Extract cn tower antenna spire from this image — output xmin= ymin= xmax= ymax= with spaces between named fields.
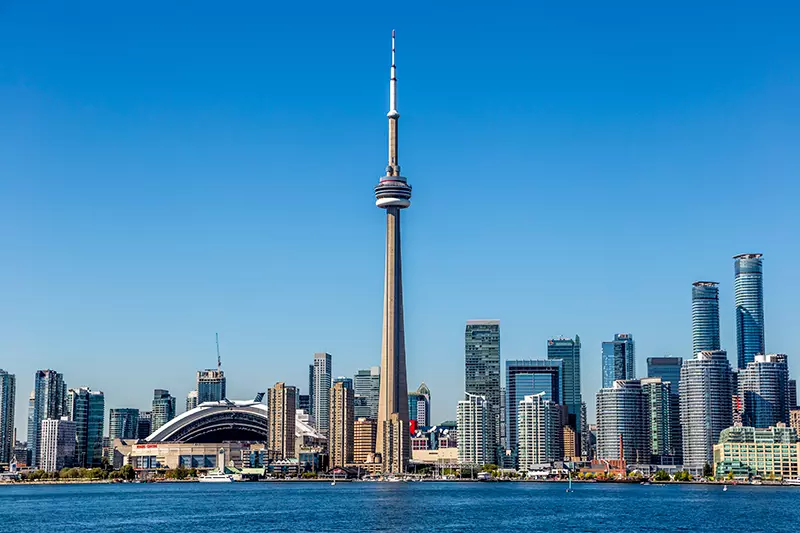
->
xmin=389 ymin=29 xmax=398 ymax=116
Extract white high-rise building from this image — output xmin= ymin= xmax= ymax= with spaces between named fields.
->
xmin=312 ymin=353 xmax=332 ymax=435
xmin=738 ymin=354 xmax=790 ymax=428
xmin=186 ymin=390 xmax=199 ymax=412
xmin=596 ymin=380 xmax=649 ymax=463
xmin=40 ymin=417 xmax=76 ymax=472
xmin=457 ymin=393 xmax=492 ymax=466
xmin=517 ymin=393 xmax=562 ymax=471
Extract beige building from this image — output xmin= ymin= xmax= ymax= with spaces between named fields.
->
xmin=411 ymin=447 xmax=458 ymax=464
xmin=790 ymin=409 xmax=800 ymax=435
xmin=329 ymin=382 xmax=354 ymax=467
xmin=563 ymin=426 xmax=576 ymax=460
xmin=114 ymin=439 xmax=248 ymax=472
xmin=353 ymin=417 xmax=377 ymax=463
xmin=713 ymin=424 xmax=799 ymax=480
xmin=268 ymin=383 xmax=296 ymax=459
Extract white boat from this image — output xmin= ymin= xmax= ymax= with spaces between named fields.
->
xmin=783 ymin=479 xmax=800 ymax=486
xmin=199 ymin=471 xmax=234 ymax=483
xmin=723 ymin=485 xmax=728 ymax=492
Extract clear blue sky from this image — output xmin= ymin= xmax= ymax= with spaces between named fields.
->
xmin=2 ymin=1 xmax=798 ymax=436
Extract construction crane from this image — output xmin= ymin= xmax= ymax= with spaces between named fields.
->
xmin=216 ymin=332 xmax=221 ymax=373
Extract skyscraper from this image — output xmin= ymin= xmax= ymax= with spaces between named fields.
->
xmin=151 ymin=389 xmax=176 ymax=433
xmin=354 ymin=367 xmax=380 ymax=419
xmin=40 ymin=418 xmax=75 ymax=472
xmin=465 ymin=320 xmax=501 ymax=462
xmin=692 ymin=281 xmax=721 ymax=354
xmin=517 ymin=393 xmax=563 ymax=471
xmin=353 ymin=417 xmax=378 ymax=463
xmin=29 ymin=370 xmax=67 ymax=468
xmin=734 ymin=254 xmax=765 ymax=369
xmin=596 ymin=380 xmax=649 ymax=464
xmin=505 ymin=359 xmax=563 ymax=461
xmin=646 ymin=357 xmax=683 ymax=394
xmin=738 ymin=354 xmax=790 ymax=428
xmin=408 ymin=383 xmax=431 ymax=427
xmin=308 ymin=364 xmax=315 ymax=418
xmin=311 ymin=352 xmax=332 ymax=435
xmin=547 ymin=336 xmax=581 ymax=453
xmin=329 ymin=381 xmax=354 ymax=467
xmin=790 ymin=379 xmax=798 ymax=409
xmin=601 ymin=334 xmax=635 ymax=388
xmin=267 ymin=382 xmax=296 ymax=459
xmin=640 ymin=377 xmax=680 ymax=464
xmin=108 ymin=408 xmax=139 ymax=441
xmin=186 ymin=390 xmax=199 ymax=412
xmin=680 ymin=350 xmax=733 ymax=472
xmin=0 ymin=370 xmax=15 ymax=464
xmin=457 ymin=393 xmax=492 ymax=466
xmin=66 ymin=387 xmax=105 ymax=468
xmin=137 ymin=411 xmax=152 ymax=440
xmin=374 ymin=31 xmax=412 ymax=474
xmin=196 ymin=369 xmax=226 ymax=404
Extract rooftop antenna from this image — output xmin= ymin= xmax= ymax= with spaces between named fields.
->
xmin=216 ymin=332 xmax=221 ymax=373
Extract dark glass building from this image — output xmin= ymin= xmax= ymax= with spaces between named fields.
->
xmin=734 ymin=254 xmax=765 ymax=369
xmin=465 ymin=320 xmax=501 ymax=459
xmin=692 ymin=281 xmax=720 ymax=354
xmin=602 ymin=334 xmax=635 ymax=388
xmin=547 ymin=336 xmax=581 ymax=455
xmin=647 ymin=356 xmax=683 ymax=394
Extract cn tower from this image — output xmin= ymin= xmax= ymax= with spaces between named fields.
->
xmin=374 ymin=30 xmax=411 ymax=473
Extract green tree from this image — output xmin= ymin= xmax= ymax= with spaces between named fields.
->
xmin=702 ymin=463 xmax=713 ymax=479
xmin=653 ymin=470 xmax=670 ymax=482
xmin=120 ymin=465 xmax=135 ymax=481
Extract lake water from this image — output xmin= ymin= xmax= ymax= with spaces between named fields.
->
xmin=1 ymin=481 xmax=797 ymax=532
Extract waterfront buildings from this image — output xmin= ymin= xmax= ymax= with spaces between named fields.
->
xmin=186 ymin=390 xmax=198 ymax=412
xmin=505 ymin=359 xmax=563 ymax=461
xmin=596 ymin=380 xmax=649 ymax=464
xmin=465 ymin=320 xmax=501 ymax=462
xmin=137 ymin=411 xmax=152 ymax=439
xmin=353 ymin=417 xmax=377 ymax=463
xmin=408 ymin=383 xmax=431 ymax=427
xmin=329 ymin=381 xmax=354 ymax=467
xmin=640 ymin=377 xmax=680 ymax=464
xmin=354 ymin=367 xmax=380 ymax=420
xmin=66 ymin=387 xmax=105 ymax=468
xmin=108 ymin=408 xmax=139 ymax=441
xmin=13 ymin=441 xmax=28 ymax=467
xmin=601 ymin=334 xmax=635 ymax=388
xmin=267 ymin=382 xmax=296 ymax=459
xmin=197 ymin=369 xmax=226 ymax=404
xmin=517 ymin=393 xmax=563 ymax=471
xmin=692 ymin=281 xmax=721 ymax=354
xmin=457 ymin=393 xmax=492 ymax=466
xmin=151 ymin=389 xmax=176 ymax=433
xmin=29 ymin=370 xmax=67 ymax=468
xmin=40 ymin=418 xmax=76 ymax=472
xmin=311 ymin=352 xmax=332 ymax=435
xmin=646 ymin=357 xmax=683 ymax=394
xmin=734 ymin=254 xmax=765 ymax=369
xmin=547 ymin=336 xmax=582 ymax=454
xmin=680 ymin=350 xmax=733 ymax=472
xmin=0 ymin=370 xmax=14 ymax=464
xmin=738 ymin=354 xmax=790 ymax=428
xmin=713 ymin=424 xmax=799 ymax=480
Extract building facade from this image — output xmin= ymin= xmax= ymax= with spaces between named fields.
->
xmin=353 ymin=417 xmax=377 ymax=463
xmin=40 ymin=418 xmax=76 ymax=472
xmin=734 ymin=254 xmax=765 ymax=369
xmin=596 ymin=380 xmax=649 ymax=464
xmin=267 ymin=382 xmax=297 ymax=459
xmin=186 ymin=390 xmax=198 ymax=412
xmin=738 ymin=354 xmax=790 ymax=428
xmin=517 ymin=393 xmax=563 ymax=471
xmin=692 ymin=281 xmax=721 ymax=355
xmin=29 ymin=370 xmax=67 ymax=468
xmin=601 ymin=334 xmax=635 ymax=388
xmin=680 ymin=350 xmax=733 ymax=472
xmin=465 ymin=320 xmax=501 ymax=462
xmin=408 ymin=383 xmax=431 ymax=427
xmin=311 ymin=352 xmax=332 ymax=435
xmin=151 ymin=389 xmax=176 ymax=433
xmin=640 ymin=377 xmax=680 ymax=464
xmin=329 ymin=381 xmax=354 ymax=467
xmin=0 ymin=370 xmax=15 ymax=464
xmin=547 ymin=336 xmax=581 ymax=455
xmin=137 ymin=411 xmax=152 ymax=439
xmin=197 ymin=369 xmax=226 ymax=404
xmin=353 ymin=367 xmax=380 ymax=420
xmin=789 ymin=379 xmax=797 ymax=409
xmin=457 ymin=393 xmax=492 ymax=466
xmin=66 ymin=387 xmax=105 ymax=468
xmin=109 ymin=408 xmax=139 ymax=441
xmin=646 ymin=357 xmax=683 ymax=394
xmin=714 ymin=424 xmax=798 ymax=480
xmin=789 ymin=409 xmax=800 ymax=435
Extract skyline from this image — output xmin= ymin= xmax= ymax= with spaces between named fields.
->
xmin=3 ymin=2 xmax=800 ymax=435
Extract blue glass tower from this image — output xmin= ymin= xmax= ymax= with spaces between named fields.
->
xmin=601 ymin=334 xmax=635 ymax=388
xmin=505 ymin=359 xmax=563 ymax=460
xmin=734 ymin=254 xmax=764 ymax=369
xmin=692 ymin=281 xmax=720 ymax=355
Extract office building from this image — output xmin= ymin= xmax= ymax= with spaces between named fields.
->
xmin=329 ymin=381 xmax=354 ymax=467
xmin=580 ymin=401 xmax=590 ymax=458
xmin=506 ymin=359 xmax=562 ymax=459
xmin=640 ymin=377 xmax=680 ymax=464
xmin=601 ymin=334 xmax=635 ymax=388
xmin=298 ymin=394 xmax=310 ymax=412
xmin=108 ymin=408 xmax=139 ymax=441
xmin=196 ymin=369 xmax=226 ymax=404
xmin=13 ymin=441 xmax=28 ymax=467
xmin=333 ymin=376 xmax=353 ymax=389
xmin=465 ymin=320 xmax=501 ymax=461
xmin=308 ymin=364 xmax=315 ymax=417
xmin=0 ymin=370 xmax=15 ymax=464
xmin=137 ymin=411 xmax=152 ymax=439
xmin=29 ymin=370 xmax=67 ymax=468
xmin=680 ymin=350 xmax=733 ymax=472
xmin=734 ymin=254 xmax=765 ymax=369
xmin=267 ymin=382 xmax=296 ymax=459
xmin=738 ymin=354 xmax=790 ymax=428
xmin=353 ymin=417 xmax=377 ymax=463
xmin=40 ymin=417 xmax=76 ymax=472
xmin=596 ymin=380 xmax=649 ymax=463
xmin=692 ymin=281 xmax=721 ymax=354
xmin=66 ymin=387 xmax=105 ymax=468
xmin=408 ymin=383 xmax=431 ymax=427
xmin=646 ymin=357 xmax=683 ymax=394
xmin=790 ymin=409 xmax=800 ymax=435
xmin=714 ymin=424 xmax=798 ymax=480
xmin=354 ymin=367 xmax=380 ymax=420
xmin=186 ymin=390 xmax=198 ymax=412
xmin=547 ymin=336 xmax=581 ymax=454
xmin=311 ymin=352 xmax=332 ymax=435
xmin=789 ymin=379 xmax=797 ymax=409
xmin=151 ymin=389 xmax=176 ymax=433
xmin=517 ymin=393 xmax=563 ymax=471
xmin=457 ymin=393 xmax=492 ymax=466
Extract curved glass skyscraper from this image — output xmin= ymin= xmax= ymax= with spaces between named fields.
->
xmin=734 ymin=254 xmax=764 ymax=369
xmin=692 ymin=282 xmax=720 ymax=355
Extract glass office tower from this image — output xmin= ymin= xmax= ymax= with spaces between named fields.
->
xmin=734 ymin=254 xmax=764 ymax=369
xmin=602 ymin=334 xmax=635 ymax=388
xmin=692 ymin=281 xmax=720 ymax=354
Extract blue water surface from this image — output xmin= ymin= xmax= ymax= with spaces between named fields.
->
xmin=1 ymin=481 xmax=797 ymax=532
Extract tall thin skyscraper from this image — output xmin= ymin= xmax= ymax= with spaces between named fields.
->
xmin=354 ymin=367 xmax=381 ymax=419
xmin=308 ymin=364 xmax=315 ymax=418
xmin=29 ymin=370 xmax=66 ymax=468
xmin=108 ymin=408 xmax=139 ymax=441
xmin=790 ymin=379 xmax=798 ymax=409
xmin=734 ymin=254 xmax=765 ymax=369
xmin=312 ymin=352 xmax=332 ymax=435
xmin=692 ymin=281 xmax=720 ymax=354
xmin=374 ymin=31 xmax=412 ymax=474
xmin=0 ymin=370 xmax=15 ymax=464
xmin=329 ymin=381 xmax=354 ymax=467
xmin=66 ymin=387 xmax=105 ymax=468
xmin=640 ymin=378 xmax=679 ymax=464
xmin=547 ymin=336 xmax=581 ymax=452
xmin=601 ymin=334 xmax=635 ymax=388
xmin=738 ymin=354 xmax=790 ymax=428
xmin=465 ymin=320 xmax=501 ymax=461
xmin=267 ymin=382 xmax=297 ymax=459
xmin=151 ymin=389 xmax=176 ymax=433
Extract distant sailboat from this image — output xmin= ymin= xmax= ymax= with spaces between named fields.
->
xmin=723 ymin=485 xmax=728 ymax=492
xmin=566 ymin=471 xmax=574 ymax=493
